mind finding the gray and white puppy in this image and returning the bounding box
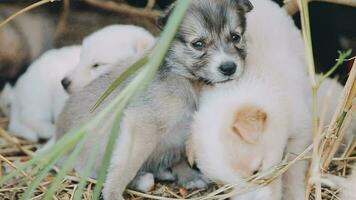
[55,0,253,199]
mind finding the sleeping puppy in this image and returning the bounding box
[189,78,290,200]
[188,77,353,200]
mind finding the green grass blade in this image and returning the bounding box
[318,49,352,85]
[19,154,62,200]
[91,55,149,111]
[73,146,99,200]
[92,101,125,199]
[43,136,88,200]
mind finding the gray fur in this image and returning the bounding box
[55,1,253,199]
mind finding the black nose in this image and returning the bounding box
[219,62,237,76]
[61,78,71,90]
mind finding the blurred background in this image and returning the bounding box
[0,0,355,89]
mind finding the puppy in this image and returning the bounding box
[61,25,155,94]
[54,0,254,199]
[8,46,81,142]
[189,77,290,200]
[188,77,351,200]
[0,6,54,83]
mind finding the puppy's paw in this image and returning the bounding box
[155,169,176,182]
[134,173,155,192]
[178,172,211,189]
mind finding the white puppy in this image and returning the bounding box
[61,25,156,93]
[8,46,81,142]
[190,78,290,200]
[190,0,312,199]
[188,77,352,200]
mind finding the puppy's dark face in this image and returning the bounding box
[164,0,253,84]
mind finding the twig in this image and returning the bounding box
[321,60,356,168]
[0,0,60,29]
[55,0,70,39]
[146,0,156,10]
[84,0,161,21]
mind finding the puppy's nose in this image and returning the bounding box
[219,62,237,76]
[61,78,71,90]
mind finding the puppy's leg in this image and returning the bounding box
[129,172,155,192]
[155,168,176,181]
[172,159,211,189]
[233,178,282,200]
[283,137,309,200]
[103,117,161,200]
[21,112,55,139]
[9,115,39,142]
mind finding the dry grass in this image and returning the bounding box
[0,114,355,200]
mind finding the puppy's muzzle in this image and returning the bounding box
[219,62,237,76]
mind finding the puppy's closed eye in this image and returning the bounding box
[232,105,267,144]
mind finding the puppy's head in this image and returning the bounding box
[191,103,268,184]
[160,0,253,84]
[227,105,267,178]
[62,25,156,93]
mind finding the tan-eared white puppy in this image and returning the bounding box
[190,0,312,199]
[61,25,155,94]
[188,77,352,200]
[8,46,81,142]
[190,78,289,200]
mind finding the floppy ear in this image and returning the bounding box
[156,3,176,29]
[232,105,267,144]
[235,0,254,13]
[135,38,154,54]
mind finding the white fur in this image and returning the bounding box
[63,25,156,93]
[192,0,312,199]
[326,167,356,200]
[133,173,155,192]
[8,46,81,142]
[192,78,289,200]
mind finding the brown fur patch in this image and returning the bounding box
[232,105,267,144]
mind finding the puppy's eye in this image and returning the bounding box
[92,63,100,69]
[231,33,241,44]
[191,40,206,50]
[252,169,259,175]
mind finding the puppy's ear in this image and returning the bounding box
[232,105,267,144]
[235,0,254,13]
[156,3,176,29]
[135,38,154,54]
